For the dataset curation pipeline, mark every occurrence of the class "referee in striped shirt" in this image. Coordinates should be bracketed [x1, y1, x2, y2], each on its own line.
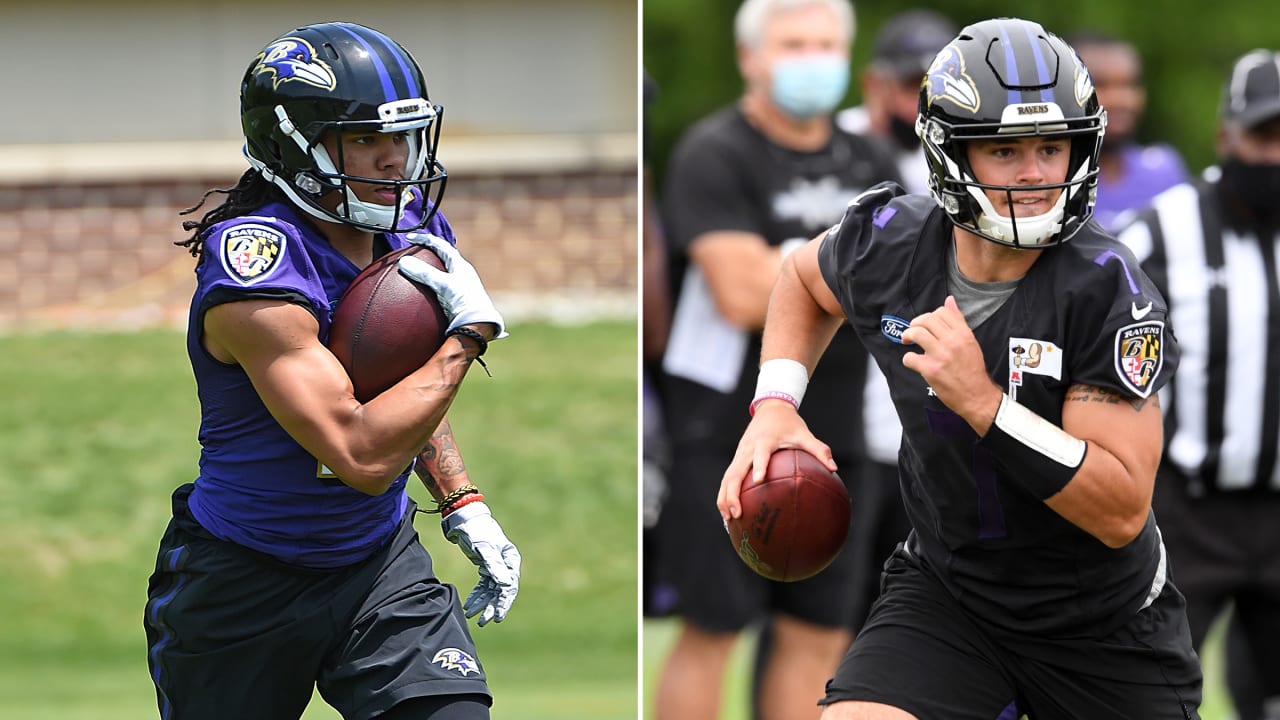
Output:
[1116, 49, 1280, 720]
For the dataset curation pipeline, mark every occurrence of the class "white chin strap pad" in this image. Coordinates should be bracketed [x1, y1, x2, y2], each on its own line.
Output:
[970, 184, 1067, 246]
[339, 187, 417, 231]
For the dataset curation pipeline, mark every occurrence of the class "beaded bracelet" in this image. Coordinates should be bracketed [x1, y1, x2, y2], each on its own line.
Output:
[440, 493, 485, 518]
[447, 326, 492, 376]
[422, 483, 480, 514]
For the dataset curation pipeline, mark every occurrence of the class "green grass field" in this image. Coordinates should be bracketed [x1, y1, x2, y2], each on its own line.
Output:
[0, 321, 638, 720]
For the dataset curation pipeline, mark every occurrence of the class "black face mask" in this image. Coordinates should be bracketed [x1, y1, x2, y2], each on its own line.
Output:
[889, 113, 921, 151]
[1220, 158, 1280, 228]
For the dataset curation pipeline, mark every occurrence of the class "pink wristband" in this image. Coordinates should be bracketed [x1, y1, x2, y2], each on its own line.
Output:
[749, 390, 799, 417]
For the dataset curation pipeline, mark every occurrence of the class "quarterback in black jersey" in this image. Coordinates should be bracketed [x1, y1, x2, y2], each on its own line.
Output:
[719, 18, 1202, 720]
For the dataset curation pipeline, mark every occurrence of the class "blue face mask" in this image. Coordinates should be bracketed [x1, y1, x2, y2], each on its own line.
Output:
[770, 54, 850, 120]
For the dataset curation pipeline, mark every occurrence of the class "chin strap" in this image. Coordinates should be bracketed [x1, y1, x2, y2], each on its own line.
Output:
[337, 187, 416, 231]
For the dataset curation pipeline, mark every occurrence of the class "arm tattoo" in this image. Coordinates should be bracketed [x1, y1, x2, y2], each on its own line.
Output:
[414, 418, 470, 499]
[1065, 384, 1159, 412]
[413, 456, 440, 495]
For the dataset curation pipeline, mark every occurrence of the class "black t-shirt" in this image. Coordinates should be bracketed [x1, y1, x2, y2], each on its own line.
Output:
[660, 105, 901, 458]
[819, 182, 1181, 637]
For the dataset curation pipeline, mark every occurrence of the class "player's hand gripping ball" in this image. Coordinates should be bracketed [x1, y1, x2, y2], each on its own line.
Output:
[726, 448, 851, 582]
[328, 244, 448, 402]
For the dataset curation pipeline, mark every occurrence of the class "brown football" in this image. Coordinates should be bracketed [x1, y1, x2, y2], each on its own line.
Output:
[328, 244, 448, 403]
[726, 448, 851, 582]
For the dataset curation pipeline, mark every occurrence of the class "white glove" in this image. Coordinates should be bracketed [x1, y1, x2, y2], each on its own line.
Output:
[441, 501, 521, 626]
[398, 233, 508, 338]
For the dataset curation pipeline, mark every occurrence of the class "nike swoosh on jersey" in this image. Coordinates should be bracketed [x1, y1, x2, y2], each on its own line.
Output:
[1131, 301, 1153, 320]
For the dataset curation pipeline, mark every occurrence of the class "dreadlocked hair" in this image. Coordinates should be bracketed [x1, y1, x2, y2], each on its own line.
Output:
[176, 169, 284, 258]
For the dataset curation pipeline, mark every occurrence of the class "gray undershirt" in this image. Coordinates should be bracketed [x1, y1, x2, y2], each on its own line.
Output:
[946, 239, 1020, 328]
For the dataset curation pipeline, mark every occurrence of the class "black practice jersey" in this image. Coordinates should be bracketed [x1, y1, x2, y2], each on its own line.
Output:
[661, 106, 900, 455]
[818, 183, 1181, 638]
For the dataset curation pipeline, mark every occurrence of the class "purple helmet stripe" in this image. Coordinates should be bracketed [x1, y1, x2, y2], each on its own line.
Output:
[1022, 22, 1054, 103]
[361, 26, 421, 99]
[332, 24, 398, 102]
[387, 45, 419, 98]
[999, 23, 1020, 107]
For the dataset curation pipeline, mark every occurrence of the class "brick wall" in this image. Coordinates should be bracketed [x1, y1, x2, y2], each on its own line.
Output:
[0, 168, 637, 331]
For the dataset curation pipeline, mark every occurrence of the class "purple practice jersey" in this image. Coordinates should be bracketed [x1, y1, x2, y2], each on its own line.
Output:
[185, 199, 456, 568]
[1092, 143, 1189, 233]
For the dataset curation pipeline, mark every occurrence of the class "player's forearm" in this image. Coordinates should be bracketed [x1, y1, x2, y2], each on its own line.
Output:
[413, 418, 473, 501]
[1051, 386, 1162, 547]
[979, 387, 1159, 548]
[336, 337, 476, 493]
[1044, 444, 1154, 549]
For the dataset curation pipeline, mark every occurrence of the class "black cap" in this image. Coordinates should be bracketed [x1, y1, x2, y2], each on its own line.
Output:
[1222, 49, 1280, 129]
[870, 9, 958, 80]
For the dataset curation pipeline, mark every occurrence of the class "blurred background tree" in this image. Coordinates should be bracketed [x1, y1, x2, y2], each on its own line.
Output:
[644, 0, 1265, 192]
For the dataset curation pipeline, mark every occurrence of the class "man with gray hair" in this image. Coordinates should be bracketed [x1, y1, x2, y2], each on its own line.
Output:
[653, 0, 899, 717]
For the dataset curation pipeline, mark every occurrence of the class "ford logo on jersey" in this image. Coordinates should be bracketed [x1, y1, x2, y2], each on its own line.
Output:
[881, 315, 910, 343]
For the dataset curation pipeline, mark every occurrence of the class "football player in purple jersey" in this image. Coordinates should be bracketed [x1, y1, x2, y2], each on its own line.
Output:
[144, 22, 517, 720]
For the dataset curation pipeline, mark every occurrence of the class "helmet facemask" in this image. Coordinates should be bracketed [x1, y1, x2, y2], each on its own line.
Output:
[921, 110, 1104, 248]
[245, 99, 447, 233]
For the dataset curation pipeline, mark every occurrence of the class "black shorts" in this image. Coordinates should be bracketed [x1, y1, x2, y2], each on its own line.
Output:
[658, 442, 863, 632]
[1152, 467, 1280, 698]
[824, 546, 1202, 720]
[145, 484, 491, 720]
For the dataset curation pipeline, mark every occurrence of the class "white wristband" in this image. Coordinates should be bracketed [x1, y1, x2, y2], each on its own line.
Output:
[751, 358, 809, 415]
[992, 394, 1086, 467]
